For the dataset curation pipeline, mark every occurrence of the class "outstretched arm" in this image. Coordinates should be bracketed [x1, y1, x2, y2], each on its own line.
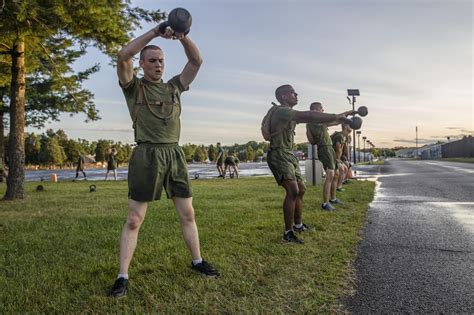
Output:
[177, 36, 203, 88]
[294, 109, 356, 124]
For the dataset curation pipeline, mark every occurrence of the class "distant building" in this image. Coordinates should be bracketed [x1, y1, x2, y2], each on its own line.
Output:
[442, 136, 474, 158]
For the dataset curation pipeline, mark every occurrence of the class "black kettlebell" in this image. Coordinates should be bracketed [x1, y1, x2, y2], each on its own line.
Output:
[89, 184, 96, 193]
[349, 116, 363, 130]
[36, 185, 44, 191]
[357, 106, 368, 117]
[159, 8, 192, 35]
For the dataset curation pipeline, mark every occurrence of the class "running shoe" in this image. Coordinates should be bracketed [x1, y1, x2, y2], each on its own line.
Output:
[109, 277, 128, 298]
[283, 230, 304, 243]
[191, 260, 220, 277]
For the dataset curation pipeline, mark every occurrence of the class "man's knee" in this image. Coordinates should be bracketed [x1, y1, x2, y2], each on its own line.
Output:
[297, 183, 306, 197]
[126, 212, 144, 230]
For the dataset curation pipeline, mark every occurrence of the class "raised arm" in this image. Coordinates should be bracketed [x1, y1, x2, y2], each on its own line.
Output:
[117, 27, 162, 85]
[178, 36, 203, 88]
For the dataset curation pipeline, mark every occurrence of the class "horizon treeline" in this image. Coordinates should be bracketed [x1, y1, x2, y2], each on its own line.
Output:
[2, 129, 394, 168]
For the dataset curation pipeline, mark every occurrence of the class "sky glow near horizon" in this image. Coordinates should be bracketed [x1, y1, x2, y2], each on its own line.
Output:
[25, 0, 473, 148]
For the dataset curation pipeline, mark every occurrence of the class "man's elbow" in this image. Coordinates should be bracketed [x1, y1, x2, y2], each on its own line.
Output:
[191, 57, 203, 67]
[117, 50, 131, 63]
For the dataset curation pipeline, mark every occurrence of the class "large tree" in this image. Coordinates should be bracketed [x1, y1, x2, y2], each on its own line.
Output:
[0, 1, 164, 199]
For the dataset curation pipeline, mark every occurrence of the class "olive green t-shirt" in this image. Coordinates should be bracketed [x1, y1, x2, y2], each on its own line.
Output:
[306, 123, 332, 146]
[217, 147, 224, 163]
[120, 75, 186, 144]
[332, 131, 346, 155]
[269, 106, 296, 151]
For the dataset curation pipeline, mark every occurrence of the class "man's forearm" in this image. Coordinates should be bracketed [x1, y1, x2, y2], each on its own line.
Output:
[118, 28, 159, 61]
[180, 36, 202, 66]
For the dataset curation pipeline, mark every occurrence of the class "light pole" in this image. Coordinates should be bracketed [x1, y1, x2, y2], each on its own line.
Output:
[347, 89, 360, 165]
[356, 131, 361, 163]
[362, 136, 367, 161]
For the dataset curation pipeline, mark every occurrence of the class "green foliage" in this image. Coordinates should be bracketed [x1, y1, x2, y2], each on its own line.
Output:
[0, 178, 375, 313]
[95, 139, 113, 163]
[208, 144, 217, 162]
[182, 143, 197, 162]
[193, 145, 207, 162]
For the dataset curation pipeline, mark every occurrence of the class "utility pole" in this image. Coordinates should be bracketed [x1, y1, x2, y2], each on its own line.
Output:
[347, 89, 360, 165]
[416, 126, 418, 158]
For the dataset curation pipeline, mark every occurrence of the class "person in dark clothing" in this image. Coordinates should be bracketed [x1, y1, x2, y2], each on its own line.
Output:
[105, 148, 118, 181]
[75, 155, 87, 179]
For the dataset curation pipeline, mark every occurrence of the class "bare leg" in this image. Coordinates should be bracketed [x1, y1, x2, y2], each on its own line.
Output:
[119, 199, 148, 275]
[114, 169, 117, 180]
[330, 171, 339, 200]
[173, 197, 201, 260]
[281, 180, 299, 231]
[324, 169, 334, 203]
[233, 166, 239, 178]
[294, 181, 305, 225]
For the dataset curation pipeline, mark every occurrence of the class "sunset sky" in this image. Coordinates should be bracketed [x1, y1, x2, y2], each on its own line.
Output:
[26, 0, 473, 148]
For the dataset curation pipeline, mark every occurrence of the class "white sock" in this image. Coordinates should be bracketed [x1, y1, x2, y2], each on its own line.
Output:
[295, 223, 303, 228]
[117, 273, 128, 280]
[330, 199, 337, 202]
[192, 258, 203, 265]
[284, 229, 293, 235]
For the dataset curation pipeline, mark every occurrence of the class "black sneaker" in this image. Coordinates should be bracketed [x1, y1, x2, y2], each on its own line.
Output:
[109, 277, 128, 298]
[283, 230, 304, 244]
[329, 198, 343, 205]
[293, 223, 311, 233]
[322, 203, 337, 211]
[191, 260, 220, 277]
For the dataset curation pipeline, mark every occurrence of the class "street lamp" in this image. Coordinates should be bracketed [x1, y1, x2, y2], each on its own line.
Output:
[356, 131, 361, 163]
[362, 136, 367, 161]
[347, 89, 360, 164]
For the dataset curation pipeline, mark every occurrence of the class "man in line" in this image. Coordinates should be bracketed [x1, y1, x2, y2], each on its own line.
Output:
[110, 23, 219, 298]
[266, 85, 355, 244]
[341, 133, 354, 183]
[332, 123, 352, 192]
[216, 142, 225, 177]
[306, 102, 344, 211]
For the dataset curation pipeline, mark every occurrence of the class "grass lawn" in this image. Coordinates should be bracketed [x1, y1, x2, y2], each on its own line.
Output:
[0, 177, 374, 313]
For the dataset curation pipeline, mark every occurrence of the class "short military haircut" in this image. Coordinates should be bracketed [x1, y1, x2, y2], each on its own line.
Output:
[310, 102, 322, 110]
[139, 45, 162, 60]
[275, 85, 292, 104]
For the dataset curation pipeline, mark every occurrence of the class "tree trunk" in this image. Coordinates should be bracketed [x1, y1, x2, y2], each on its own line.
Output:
[0, 110, 4, 162]
[4, 40, 26, 200]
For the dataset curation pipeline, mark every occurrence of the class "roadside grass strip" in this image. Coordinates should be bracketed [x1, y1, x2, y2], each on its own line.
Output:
[0, 177, 374, 313]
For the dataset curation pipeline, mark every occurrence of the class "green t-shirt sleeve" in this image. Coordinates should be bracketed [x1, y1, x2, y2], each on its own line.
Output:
[119, 76, 140, 114]
[168, 75, 189, 94]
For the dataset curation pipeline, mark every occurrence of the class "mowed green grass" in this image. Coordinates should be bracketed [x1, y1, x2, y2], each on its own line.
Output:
[0, 177, 374, 313]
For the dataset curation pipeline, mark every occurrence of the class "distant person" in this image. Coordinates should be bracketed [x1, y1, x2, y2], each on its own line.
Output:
[110, 22, 219, 298]
[75, 155, 87, 180]
[341, 133, 354, 182]
[265, 84, 355, 243]
[306, 102, 343, 211]
[332, 123, 352, 192]
[224, 153, 239, 179]
[216, 142, 225, 177]
[105, 148, 118, 181]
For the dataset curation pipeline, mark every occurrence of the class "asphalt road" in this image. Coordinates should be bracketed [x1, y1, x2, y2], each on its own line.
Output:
[345, 159, 474, 313]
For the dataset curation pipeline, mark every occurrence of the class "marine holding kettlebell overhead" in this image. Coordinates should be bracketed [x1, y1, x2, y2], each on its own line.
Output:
[109, 8, 219, 298]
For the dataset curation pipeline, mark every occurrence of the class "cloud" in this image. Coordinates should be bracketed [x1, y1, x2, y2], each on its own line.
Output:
[393, 138, 434, 144]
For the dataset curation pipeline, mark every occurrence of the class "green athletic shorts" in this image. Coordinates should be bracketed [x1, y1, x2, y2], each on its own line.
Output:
[318, 145, 338, 171]
[128, 143, 192, 201]
[267, 149, 304, 185]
